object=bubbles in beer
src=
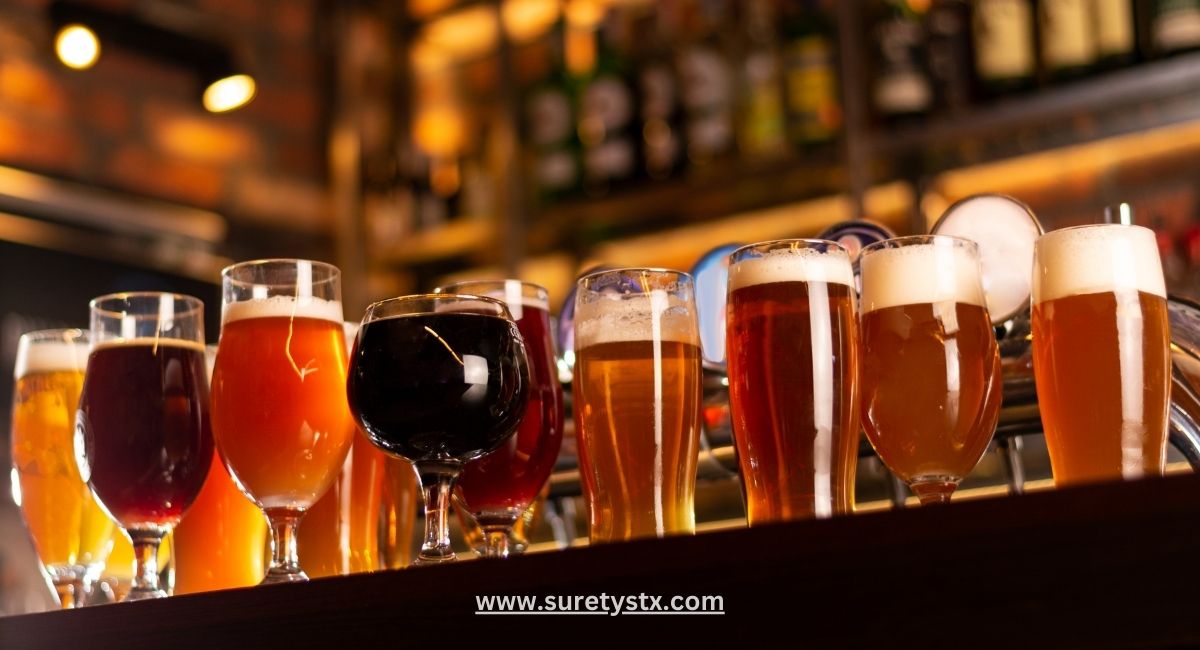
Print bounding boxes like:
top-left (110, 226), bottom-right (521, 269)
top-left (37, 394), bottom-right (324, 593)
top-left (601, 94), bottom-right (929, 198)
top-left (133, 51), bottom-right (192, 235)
top-left (728, 246), bottom-right (855, 291)
top-left (860, 241), bottom-right (986, 313)
top-left (1033, 224), bottom-right (1166, 304)
top-left (222, 296), bottom-right (344, 325)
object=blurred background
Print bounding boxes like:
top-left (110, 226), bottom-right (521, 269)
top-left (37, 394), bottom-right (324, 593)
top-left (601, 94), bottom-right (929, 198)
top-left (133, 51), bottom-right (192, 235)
top-left (2, 0), bottom-right (1200, 613)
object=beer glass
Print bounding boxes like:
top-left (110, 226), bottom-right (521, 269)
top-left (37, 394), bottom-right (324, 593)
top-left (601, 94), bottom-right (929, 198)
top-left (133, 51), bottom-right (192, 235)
top-left (10, 329), bottom-right (114, 608)
top-left (725, 240), bottom-right (859, 524)
top-left (381, 456), bottom-right (419, 569)
top-left (347, 294), bottom-right (530, 564)
top-left (211, 259), bottom-right (355, 584)
top-left (574, 268), bottom-right (702, 542)
top-left (859, 236), bottom-right (1002, 504)
top-left (173, 346), bottom-right (268, 594)
top-left (79, 293), bottom-right (213, 600)
top-left (296, 323), bottom-right (385, 577)
top-left (437, 280), bottom-right (564, 558)
top-left (1032, 224), bottom-right (1170, 486)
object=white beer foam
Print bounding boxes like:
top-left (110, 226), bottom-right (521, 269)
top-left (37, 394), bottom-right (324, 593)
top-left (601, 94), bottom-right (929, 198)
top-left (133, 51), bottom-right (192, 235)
top-left (575, 293), bottom-right (698, 349)
top-left (1034, 225), bottom-right (1166, 304)
top-left (14, 341), bottom-right (89, 379)
top-left (91, 337), bottom-right (207, 353)
top-left (860, 241), bottom-right (986, 313)
top-left (222, 296), bottom-right (344, 325)
top-left (729, 247), bottom-right (854, 291)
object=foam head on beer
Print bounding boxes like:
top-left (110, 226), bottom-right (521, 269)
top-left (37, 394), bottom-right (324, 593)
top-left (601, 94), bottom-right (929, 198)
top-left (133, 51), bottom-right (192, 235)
top-left (728, 245), bottom-right (855, 292)
top-left (1033, 224), bottom-right (1166, 305)
top-left (575, 275), bottom-right (698, 350)
top-left (221, 295), bottom-right (344, 325)
top-left (14, 336), bottom-right (89, 380)
top-left (859, 238), bottom-right (987, 314)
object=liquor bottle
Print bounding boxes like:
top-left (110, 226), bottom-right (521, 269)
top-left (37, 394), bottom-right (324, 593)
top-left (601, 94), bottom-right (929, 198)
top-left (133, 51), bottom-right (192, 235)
top-left (1038, 0), bottom-right (1097, 82)
top-left (1093, 0), bottom-right (1136, 68)
top-left (971, 0), bottom-right (1036, 95)
top-left (736, 0), bottom-right (788, 158)
top-left (524, 21), bottom-right (581, 204)
top-left (871, 0), bottom-right (934, 122)
top-left (577, 9), bottom-right (639, 196)
top-left (1152, 0), bottom-right (1200, 57)
top-left (634, 3), bottom-right (686, 180)
top-left (678, 0), bottom-right (736, 166)
top-left (926, 0), bottom-right (974, 113)
top-left (779, 0), bottom-right (842, 147)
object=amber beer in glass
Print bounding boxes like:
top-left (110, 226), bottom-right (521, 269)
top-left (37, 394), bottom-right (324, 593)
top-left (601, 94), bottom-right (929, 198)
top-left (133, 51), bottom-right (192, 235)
top-left (439, 280), bottom-right (564, 558)
top-left (1032, 224), bottom-right (1170, 485)
top-left (211, 260), bottom-right (355, 583)
top-left (11, 329), bottom-right (113, 607)
top-left (859, 236), bottom-right (1002, 503)
top-left (725, 241), bottom-right (859, 524)
top-left (574, 269), bottom-right (702, 542)
top-left (78, 293), bottom-right (213, 600)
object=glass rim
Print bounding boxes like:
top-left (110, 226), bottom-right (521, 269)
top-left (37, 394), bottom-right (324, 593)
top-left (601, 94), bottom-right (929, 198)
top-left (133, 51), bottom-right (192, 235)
top-left (860, 234), bottom-right (979, 257)
top-left (362, 293), bottom-right (514, 321)
top-left (89, 292), bottom-right (205, 319)
top-left (18, 328), bottom-right (89, 343)
top-left (576, 266), bottom-right (694, 284)
top-left (730, 238), bottom-right (849, 261)
top-left (436, 279), bottom-right (550, 299)
top-left (220, 258), bottom-right (341, 289)
top-left (1037, 222), bottom-right (1154, 241)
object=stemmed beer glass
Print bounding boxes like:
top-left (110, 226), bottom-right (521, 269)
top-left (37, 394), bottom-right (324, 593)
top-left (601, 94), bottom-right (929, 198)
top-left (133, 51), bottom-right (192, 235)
top-left (437, 280), bottom-right (564, 558)
top-left (78, 293), bottom-right (213, 600)
top-left (347, 294), bottom-right (529, 564)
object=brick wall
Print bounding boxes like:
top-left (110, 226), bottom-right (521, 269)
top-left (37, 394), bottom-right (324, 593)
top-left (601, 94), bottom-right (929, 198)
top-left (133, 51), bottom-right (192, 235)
top-left (0, 0), bottom-right (330, 240)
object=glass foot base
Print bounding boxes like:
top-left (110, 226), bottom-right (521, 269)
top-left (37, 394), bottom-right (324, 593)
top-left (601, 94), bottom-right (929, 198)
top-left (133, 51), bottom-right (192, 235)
top-left (414, 551), bottom-right (456, 566)
top-left (123, 587), bottom-right (168, 601)
top-left (909, 475), bottom-right (960, 505)
top-left (261, 568), bottom-right (309, 585)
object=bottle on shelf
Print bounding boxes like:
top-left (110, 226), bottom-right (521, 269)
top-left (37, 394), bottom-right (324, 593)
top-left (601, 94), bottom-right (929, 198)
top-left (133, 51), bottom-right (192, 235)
top-left (735, 0), bottom-right (789, 158)
top-left (1038, 0), bottom-right (1098, 82)
top-left (1151, 0), bottom-right (1200, 57)
top-left (870, 0), bottom-right (934, 123)
top-left (1093, 0), bottom-right (1137, 69)
top-left (634, 2), bottom-right (686, 181)
top-left (971, 0), bottom-right (1036, 96)
top-left (577, 9), bottom-right (640, 197)
top-left (524, 20), bottom-right (582, 204)
top-left (779, 0), bottom-right (843, 148)
top-left (677, 0), bottom-right (737, 167)
top-left (926, 0), bottom-right (974, 114)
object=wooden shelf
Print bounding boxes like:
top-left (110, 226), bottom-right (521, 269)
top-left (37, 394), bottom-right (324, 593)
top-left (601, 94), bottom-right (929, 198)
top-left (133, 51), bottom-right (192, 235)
top-left (374, 218), bottom-right (496, 267)
top-left (6, 473), bottom-right (1200, 647)
top-left (871, 52), bottom-right (1200, 165)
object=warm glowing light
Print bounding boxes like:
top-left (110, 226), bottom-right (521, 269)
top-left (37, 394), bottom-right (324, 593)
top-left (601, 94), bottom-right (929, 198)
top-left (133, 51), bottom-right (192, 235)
top-left (422, 6), bottom-right (498, 62)
top-left (202, 74), bottom-right (256, 113)
top-left (55, 24), bottom-right (100, 70)
top-left (414, 106), bottom-right (466, 157)
top-left (503, 0), bottom-right (559, 43)
top-left (9, 467), bottom-right (21, 508)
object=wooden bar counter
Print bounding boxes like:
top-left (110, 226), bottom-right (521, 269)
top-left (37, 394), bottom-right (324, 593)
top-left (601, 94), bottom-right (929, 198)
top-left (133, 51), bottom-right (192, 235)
top-left (4, 473), bottom-right (1200, 649)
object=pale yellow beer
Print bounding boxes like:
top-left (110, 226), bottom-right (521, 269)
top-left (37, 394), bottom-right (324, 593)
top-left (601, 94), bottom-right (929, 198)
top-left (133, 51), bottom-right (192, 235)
top-left (859, 237), bottom-right (1003, 504)
top-left (1032, 224), bottom-right (1170, 486)
top-left (10, 330), bottom-right (113, 607)
top-left (574, 269), bottom-right (702, 542)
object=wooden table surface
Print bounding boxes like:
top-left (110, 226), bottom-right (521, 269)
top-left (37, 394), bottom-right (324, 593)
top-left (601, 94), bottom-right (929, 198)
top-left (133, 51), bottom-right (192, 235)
top-left (4, 473), bottom-right (1200, 649)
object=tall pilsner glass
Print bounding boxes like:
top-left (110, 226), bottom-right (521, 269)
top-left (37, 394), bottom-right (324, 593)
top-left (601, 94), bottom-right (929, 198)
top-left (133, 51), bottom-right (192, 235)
top-left (1032, 224), bottom-right (1171, 486)
top-left (574, 269), bottom-right (702, 542)
top-left (11, 329), bottom-right (114, 607)
top-left (211, 260), bottom-right (355, 583)
top-left (725, 240), bottom-right (860, 524)
top-left (78, 293), bottom-right (213, 600)
top-left (859, 236), bottom-right (1003, 504)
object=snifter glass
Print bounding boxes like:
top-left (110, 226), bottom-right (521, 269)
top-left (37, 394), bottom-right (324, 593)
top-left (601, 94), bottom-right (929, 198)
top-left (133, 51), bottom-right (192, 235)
top-left (1031, 224), bottom-right (1171, 486)
top-left (78, 293), bottom-right (213, 600)
top-left (11, 329), bottom-right (114, 608)
top-left (211, 259), bottom-right (355, 584)
top-left (347, 294), bottom-right (530, 564)
top-left (436, 280), bottom-right (564, 559)
top-left (573, 268), bottom-right (702, 542)
top-left (858, 236), bottom-right (1003, 504)
top-left (725, 240), bottom-right (860, 524)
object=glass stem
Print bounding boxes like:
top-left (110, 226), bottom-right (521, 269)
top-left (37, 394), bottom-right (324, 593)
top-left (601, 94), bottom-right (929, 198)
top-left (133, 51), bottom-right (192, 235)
top-left (417, 463), bottom-right (460, 563)
top-left (482, 527), bottom-right (511, 559)
top-left (129, 530), bottom-right (164, 597)
top-left (264, 509), bottom-right (307, 582)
